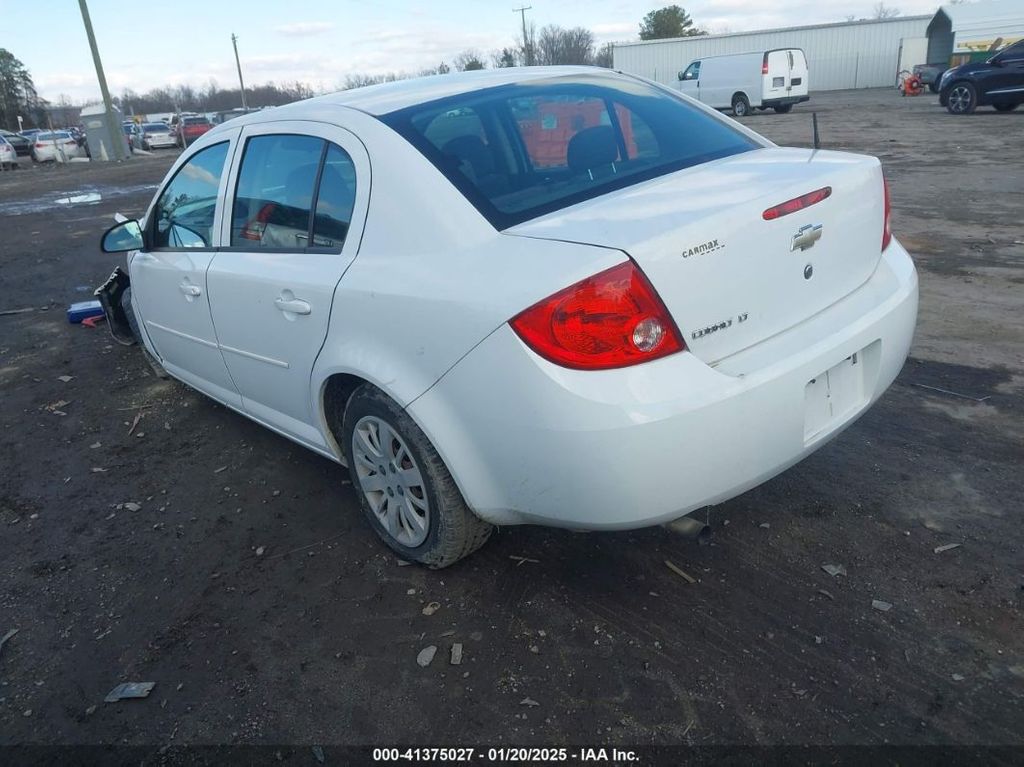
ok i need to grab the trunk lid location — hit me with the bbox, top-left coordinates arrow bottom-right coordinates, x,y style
505,147 -> 885,364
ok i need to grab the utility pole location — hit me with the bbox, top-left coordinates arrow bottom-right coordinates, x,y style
231,34 -> 248,110
513,6 -> 532,66
77,0 -> 127,160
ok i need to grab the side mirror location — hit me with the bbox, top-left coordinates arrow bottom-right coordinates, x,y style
101,219 -> 144,252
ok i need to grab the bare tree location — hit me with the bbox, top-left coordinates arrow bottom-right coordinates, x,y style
594,42 -> 614,68
491,48 -> 517,68
535,25 -> 596,66
516,21 -> 537,66
872,2 -> 900,19
453,50 -> 486,71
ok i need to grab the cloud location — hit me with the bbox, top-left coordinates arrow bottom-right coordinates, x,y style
276,21 -> 335,37
591,21 -> 634,37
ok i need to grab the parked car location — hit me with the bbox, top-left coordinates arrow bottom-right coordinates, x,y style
174,115 -> 213,147
139,122 -> 177,149
0,135 -> 18,169
0,129 -> 32,156
31,131 -> 83,162
912,63 -> 947,93
939,39 -> 1024,114
97,67 -> 918,568
677,48 -> 810,115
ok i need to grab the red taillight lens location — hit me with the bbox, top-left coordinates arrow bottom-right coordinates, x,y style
510,261 -> 685,371
882,177 -> 893,251
762,54 -> 769,75
762,187 -> 831,220
35,142 -> 45,148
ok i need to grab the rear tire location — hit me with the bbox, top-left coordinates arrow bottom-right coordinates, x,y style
341,385 -> 493,568
993,103 -> 1018,112
946,82 -> 977,114
731,93 -> 751,117
773,104 -> 793,114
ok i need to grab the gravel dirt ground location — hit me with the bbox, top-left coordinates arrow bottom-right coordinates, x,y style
0,89 -> 1022,752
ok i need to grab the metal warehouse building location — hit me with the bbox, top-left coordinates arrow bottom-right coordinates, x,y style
613,16 -> 931,91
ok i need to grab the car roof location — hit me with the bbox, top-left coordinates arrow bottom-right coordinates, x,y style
208,66 -> 613,135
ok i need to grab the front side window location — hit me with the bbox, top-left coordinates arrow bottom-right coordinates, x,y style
231,134 -> 325,249
681,62 -> 700,81
152,141 -> 229,249
384,73 -> 757,229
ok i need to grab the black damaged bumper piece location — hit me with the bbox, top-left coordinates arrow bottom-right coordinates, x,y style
94,267 -> 135,346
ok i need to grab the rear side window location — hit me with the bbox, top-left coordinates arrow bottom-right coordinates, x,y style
232,134 -> 324,249
383,74 -> 757,229
312,144 -> 358,249
152,142 -> 229,249
231,134 -> 357,251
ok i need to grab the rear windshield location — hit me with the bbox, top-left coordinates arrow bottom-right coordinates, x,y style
143,123 -> 167,132
37,132 -> 70,140
184,117 -> 210,125
382,73 -> 758,229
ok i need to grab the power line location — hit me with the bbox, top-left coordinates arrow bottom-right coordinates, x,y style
513,6 -> 532,66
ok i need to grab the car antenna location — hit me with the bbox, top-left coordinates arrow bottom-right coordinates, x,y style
812,111 -> 820,151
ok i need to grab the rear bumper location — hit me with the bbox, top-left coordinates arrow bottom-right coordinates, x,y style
764,95 -> 810,107
408,240 -> 918,529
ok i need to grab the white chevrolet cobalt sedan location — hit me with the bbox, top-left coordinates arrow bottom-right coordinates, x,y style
97,67 -> 918,567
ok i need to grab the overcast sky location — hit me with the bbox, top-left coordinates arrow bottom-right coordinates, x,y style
6,0 -> 941,103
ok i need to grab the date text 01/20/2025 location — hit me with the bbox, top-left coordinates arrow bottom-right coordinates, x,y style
372,747 -> 639,762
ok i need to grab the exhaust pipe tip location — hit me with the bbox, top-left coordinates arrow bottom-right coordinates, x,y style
663,515 -> 710,541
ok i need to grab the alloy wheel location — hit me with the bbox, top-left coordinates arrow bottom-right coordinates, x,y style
351,415 -> 430,547
948,85 -> 972,114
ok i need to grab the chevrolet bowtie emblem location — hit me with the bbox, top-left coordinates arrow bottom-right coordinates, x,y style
792,223 -> 823,251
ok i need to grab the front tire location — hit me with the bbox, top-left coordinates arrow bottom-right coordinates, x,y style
946,82 -> 977,114
732,93 -> 751,117
341,385 -> 493,568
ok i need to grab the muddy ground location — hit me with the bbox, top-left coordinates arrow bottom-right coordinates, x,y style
0,89 -> 1022,753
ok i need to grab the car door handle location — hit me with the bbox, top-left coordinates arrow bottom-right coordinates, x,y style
179,283 -> 202,297
274,297 -> 311,315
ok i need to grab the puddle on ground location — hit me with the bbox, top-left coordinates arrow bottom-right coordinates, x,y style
55,192 -> 102,205
0,184 -> 156,216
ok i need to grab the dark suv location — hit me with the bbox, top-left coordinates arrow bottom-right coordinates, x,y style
939,40 -> 1024,114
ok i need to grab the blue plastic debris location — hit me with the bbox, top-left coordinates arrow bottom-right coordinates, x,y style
67,300 -> 104,324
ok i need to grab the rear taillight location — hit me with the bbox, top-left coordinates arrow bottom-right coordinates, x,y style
882,177 -> 893,251
762,54 -> 769,75
510,261 -> 685,370
762,187 -> 832,220
35,142 -> 45,148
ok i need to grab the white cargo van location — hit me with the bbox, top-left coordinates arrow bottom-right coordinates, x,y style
677,49 -> 809,116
